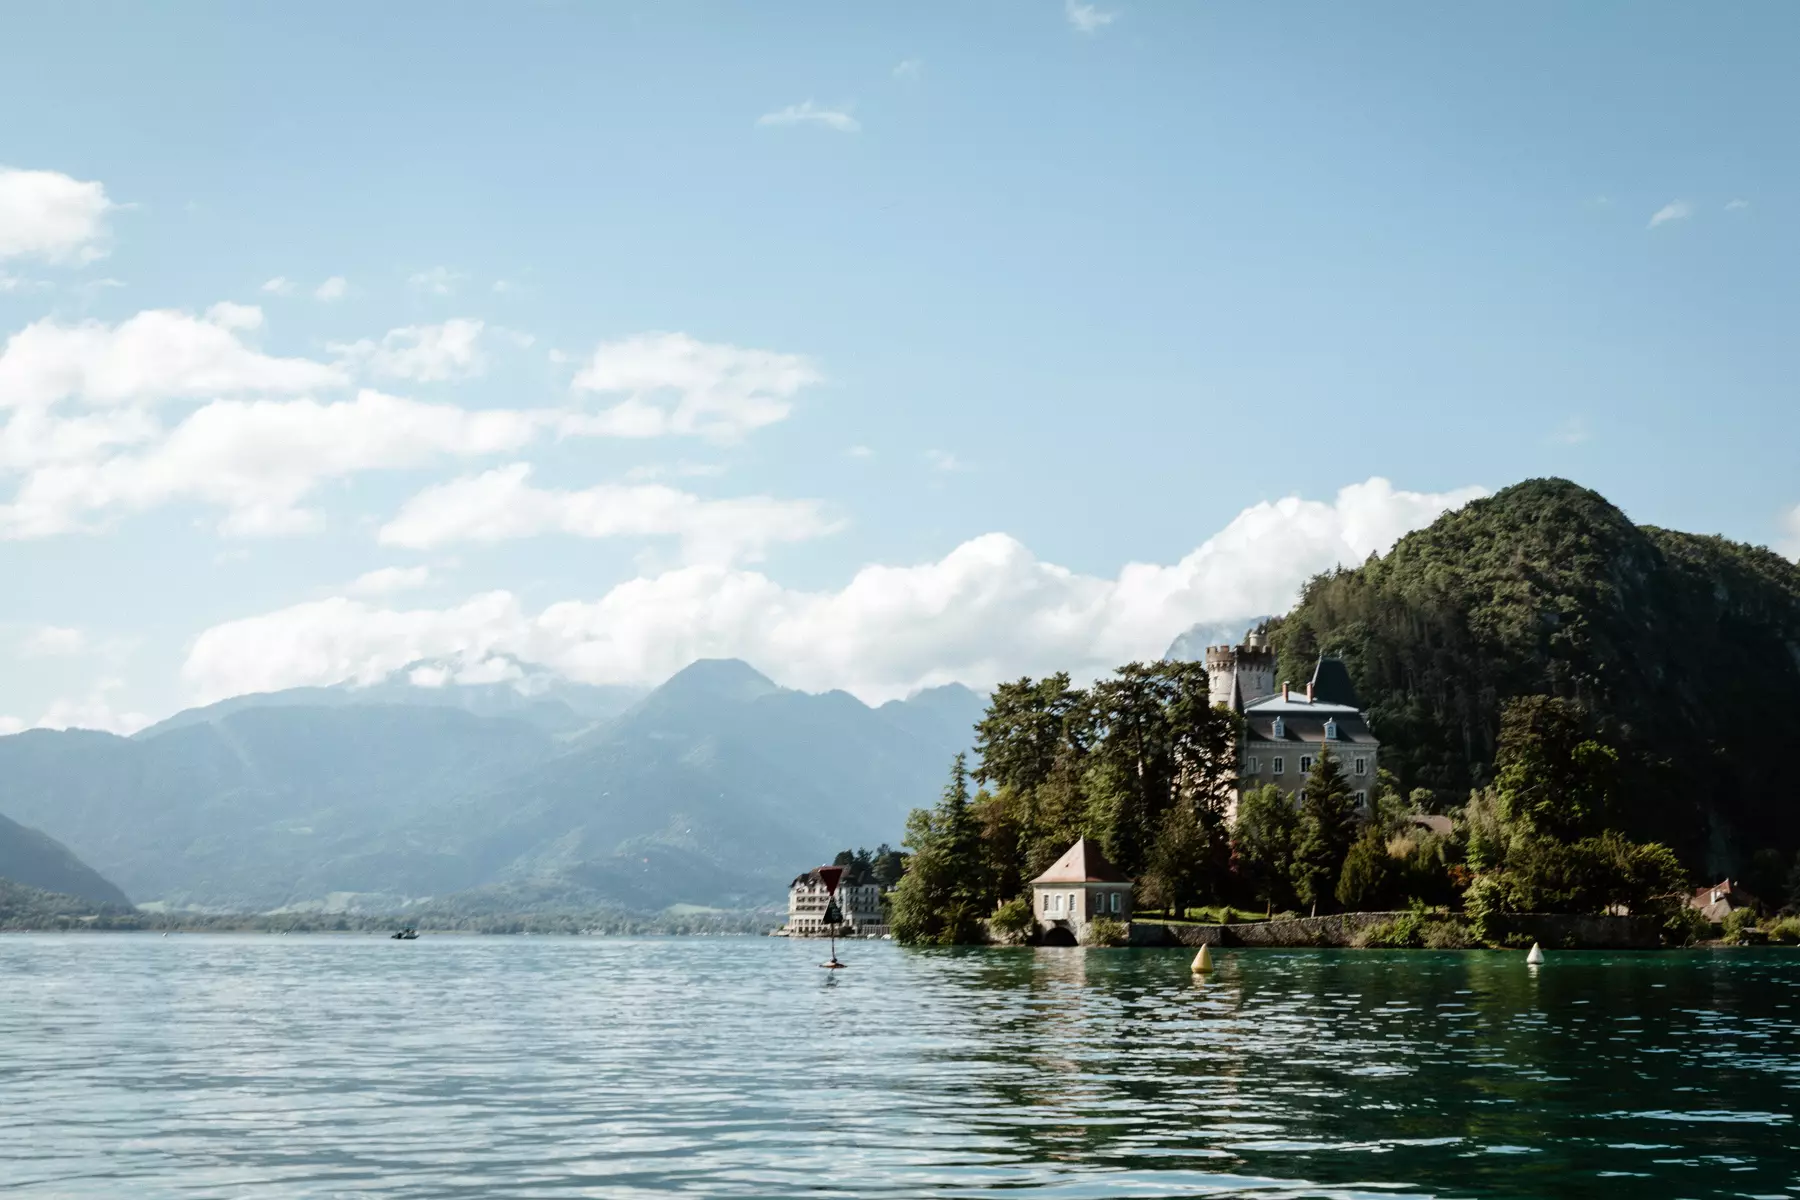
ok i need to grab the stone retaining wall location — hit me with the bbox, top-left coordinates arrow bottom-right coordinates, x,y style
1130,912 -> 1407,948
1129,912 -> 1665,949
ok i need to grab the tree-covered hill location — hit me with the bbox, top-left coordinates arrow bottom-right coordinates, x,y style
0,809 -> 131,907
1267,478 -> 1800,874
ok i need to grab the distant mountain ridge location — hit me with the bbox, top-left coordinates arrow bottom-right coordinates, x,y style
138,654 -> 649,739
0,659 -> 986,913
0,810 -> 131,907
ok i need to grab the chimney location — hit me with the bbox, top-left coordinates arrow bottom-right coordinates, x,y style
1281,682 -> 1289,701
1306,682 -> 1315,702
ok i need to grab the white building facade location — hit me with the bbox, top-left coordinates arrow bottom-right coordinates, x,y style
785,870 -> 888,937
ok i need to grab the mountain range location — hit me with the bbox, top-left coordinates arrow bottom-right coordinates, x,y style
0,658 -> 985,913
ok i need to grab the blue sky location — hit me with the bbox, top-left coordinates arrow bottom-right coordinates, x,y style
1,1 -> 1795,730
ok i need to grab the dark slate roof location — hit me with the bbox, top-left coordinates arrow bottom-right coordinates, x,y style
1309,656 -> 1360,708
1243,712 -> 1378,746
1031,838 -> 1131,884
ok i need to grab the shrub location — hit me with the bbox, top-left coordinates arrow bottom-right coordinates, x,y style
1352,905 -> 1473,949
1765,916 -> 1800,945
1663,905 -> 1713,947
989,897 -> 1033,944
1083,917 -> 1128,947
1722,907 -> 1760,945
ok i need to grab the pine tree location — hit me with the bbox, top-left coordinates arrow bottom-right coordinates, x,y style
1335,825 -> 1395,911
1290,746 -> 1359,916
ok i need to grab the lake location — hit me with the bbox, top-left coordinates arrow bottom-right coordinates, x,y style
1,936 -> 1796,1198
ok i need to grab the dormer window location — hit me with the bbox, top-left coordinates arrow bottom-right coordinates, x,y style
1272,716 -> 1285,738
1325,719 -> 1338,740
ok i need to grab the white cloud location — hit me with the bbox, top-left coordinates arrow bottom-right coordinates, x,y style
757,101 -> 860,133
409,266 -> 462,295
345,565 -> 434,597
567,332 -> 820,441
31,678 -> 151,735
926,449 -> 966,472
0,389 -> 544,538
847,445 -> 873,459
0,305 -> 346,410
314,276 -> 347,301
0,715 -> 21,736
183,477 -> 1483,704
379,462 -> 840,564
1724,199 -> 1750,212
1549,416 -> 1590,446
20,625 -> 86,656
331,319 -> 486,383
1647,201 -> 1692,229
1065,0 -> 1117,34
893,59 -> 922,81
0,167 -> 113,264
1779,505 -> 1800,561
261,276 -> 296,296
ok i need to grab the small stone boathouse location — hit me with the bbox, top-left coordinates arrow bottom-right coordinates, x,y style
1031,838 -> 1132,946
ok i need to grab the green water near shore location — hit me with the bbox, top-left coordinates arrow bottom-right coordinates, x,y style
2,936 -> 1795,1197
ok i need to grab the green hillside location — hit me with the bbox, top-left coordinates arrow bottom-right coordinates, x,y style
1268,478 -> 1800,873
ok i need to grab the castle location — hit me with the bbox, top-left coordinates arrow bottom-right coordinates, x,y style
1205,629 -> 1380,821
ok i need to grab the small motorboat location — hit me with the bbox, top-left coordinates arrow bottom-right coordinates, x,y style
390,927 -> 419,940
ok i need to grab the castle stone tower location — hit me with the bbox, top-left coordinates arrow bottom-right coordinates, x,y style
1205,629 -> 1277,709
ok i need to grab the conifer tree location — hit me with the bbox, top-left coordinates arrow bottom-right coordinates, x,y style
1290,746 -> 1359,916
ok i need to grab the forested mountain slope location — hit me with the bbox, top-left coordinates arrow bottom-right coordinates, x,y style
1268,478 -> 1800,872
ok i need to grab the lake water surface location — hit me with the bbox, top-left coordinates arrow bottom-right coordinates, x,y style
2,935 -> 1796,1198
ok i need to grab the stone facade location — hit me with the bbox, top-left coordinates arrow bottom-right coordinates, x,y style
1207,644 -> 1380,824
1030,838 -> 1132,945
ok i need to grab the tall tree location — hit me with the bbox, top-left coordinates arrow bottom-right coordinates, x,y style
973,674 -> 1091,794
1291,747 -> 1360,915
1233,783 -> 1300,915
1493,696 -> 1618,839
889,756 -> 987,945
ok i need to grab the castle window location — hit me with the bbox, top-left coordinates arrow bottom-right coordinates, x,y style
1300,755 -> 1313,773
1325,719 -> 1338,740
1273,757 -> 1285,775
1272,716 -> 1285,738
1355,757 -> 1367,776
1110,892 -> 1121,913
1247,756 -> 1259,774
1355,791 -> 1367,808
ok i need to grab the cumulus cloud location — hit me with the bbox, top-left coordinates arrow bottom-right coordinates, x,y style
757,101 -> 860,133
20,625 -> 86,656
331,319 -> 486,383
345,565 -> 434,597
1066,0 -> 1117,34
1779,505 -> 1800,561
379,462 -> 840,563
1647,201 -> 1692,229
0,167 -> 113,264
314,276 -> 347,301
0,305 -> 346,410
409,266 -> 462,295
567,332 -> 820,442
182,477 -> 1484,704
31,678 -> 151,735
0,389 -> 544,538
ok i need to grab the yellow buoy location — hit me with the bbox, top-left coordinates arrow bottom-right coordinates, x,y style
1191,943 -> 1213,973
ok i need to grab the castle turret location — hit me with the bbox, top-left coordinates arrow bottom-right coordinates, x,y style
1205,628 -> 1276,709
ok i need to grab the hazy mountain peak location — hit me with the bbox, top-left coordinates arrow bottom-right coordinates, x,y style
653,659 -> 782,702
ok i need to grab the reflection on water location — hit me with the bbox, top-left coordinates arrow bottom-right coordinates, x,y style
1,936 -> 1797,1198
